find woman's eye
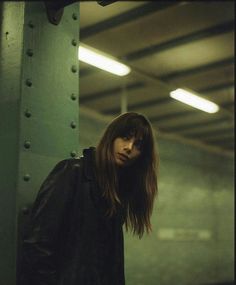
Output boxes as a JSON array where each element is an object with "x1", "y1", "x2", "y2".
[{"x1": 135, "y1": 140, "x2": 142, "y2": 149}]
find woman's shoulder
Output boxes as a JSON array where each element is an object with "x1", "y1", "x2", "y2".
[
  {"x1": 58, "y1": 157, "x2": 83, "y2": 168},
  {"x1": 47, "y1": 157, "x2": 84, "y2": 180},
  {"x1": 51, "y1": 147, "x2": 95, "y2": 181}
]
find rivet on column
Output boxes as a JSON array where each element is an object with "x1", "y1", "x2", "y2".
[
  {"x1": 22, "y1": 207, "x2": 30, "y2": 215},
  {"x1": 71, "y1": 93, "x2": 77, "y2": 101},
  {"x1": 28, "y1": 21, "x2": 35, "y2": 28},
  {"x1": 24, "y1": 109, "x2": 32, "y2": 118},
  {"x1": 23, "y1": 174, "x2": 31, "y2": 182},
  {"x1": 24, "y1": 141, "x2": 31, "y2": 149},
  {"x1": 70, "y1": 151, "x2": 77, "y2": 158},
  {"x1": 71, "y1": 39, "x2": 77, "y2": 46},
  {"x1": 25, "y1": 79, "x2": 32, "y2": 87},
  {"x1": 70, "y1": 121, "x2": 76, "y2": 129},
  {"x1": 72, "y1": 13, "x2": 78, "y2": 20},
  {"x1": 26, "y1": 49, "x2": 34, "y2": 57},
  {"x1": 71, "y1": 65, "x2": 77, "y2": 73}
]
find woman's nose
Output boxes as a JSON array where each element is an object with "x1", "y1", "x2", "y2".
[{"x1": 124, "y1": 141, "x2": 133, "y2": 151}]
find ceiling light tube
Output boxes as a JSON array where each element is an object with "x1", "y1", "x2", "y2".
[
  {"x1": 78, "y1": 43, "x2": 131, "y2": 76},
  {"x1": 170, "y1": 88, "x2": 219, "y2": 113}
]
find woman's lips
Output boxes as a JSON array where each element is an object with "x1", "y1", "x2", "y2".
[{"x1": 118, "y1": 153, "x2": 129, "y2": 161}]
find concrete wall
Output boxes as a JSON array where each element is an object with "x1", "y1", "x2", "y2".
[{"x1": 78, "y1": 108, "x2": 234, "y2": 285}]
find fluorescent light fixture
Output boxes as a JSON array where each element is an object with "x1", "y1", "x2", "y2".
[
  {"x1": 78, "y1": 43, "x2": 131, "y2": 76},
  {"x1": 170, "y1": 88, "x2": 219, "y2": 113}
]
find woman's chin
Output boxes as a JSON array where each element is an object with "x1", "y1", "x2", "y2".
[{"x1": 115, "y1": 158, "x2": 127, "y2": 167}]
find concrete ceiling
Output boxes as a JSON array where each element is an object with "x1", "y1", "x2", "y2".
[{"x1": 79, "y1": 1, "x2": 234, "y2": 156}]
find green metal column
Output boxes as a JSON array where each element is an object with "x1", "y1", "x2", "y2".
[{"x1": 0, "y1": 2, "x2": 80, "y2": 284}]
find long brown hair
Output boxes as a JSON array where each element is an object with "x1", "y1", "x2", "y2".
[{"x1": 95, "y1": 112, "x2": 159, "y2": 239}]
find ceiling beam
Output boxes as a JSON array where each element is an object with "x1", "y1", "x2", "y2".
[
  {"x1": 102, "y1": 96, "x2": 172, "y2": 115},
  {"x1": 161, "y1": 118, "x2": 232, "y2": 133},
  {"x1": 197, "y1": 82, "x2": 234, "y2": 94},
  {"x1": 149, "y1": 110, "x2": 198, "y2": 123},
  {"x1": 81, "y1": 1, "x2": 182, "y2": 39},
  {"x1": 123, "y1": 21, "x2": 234, "y2": 61},
  {"x1": 159, "y1": 57, "x2": 234, "y2": 81},
  {"x1": 221, "y1": 101, "x2": 234, "y2": 108},
  {"x1": 180, "y1": 127, "x2": 234, "y2": 138},
  {"x1": 161, "y1": 127, "x2": 234, "y2": 151},
  {"x1": 203, "y1": 135, "x2": 234, "y2": 143},
  {"x1": 210, "y1": 140, "x2": 234, "y2": 146}
]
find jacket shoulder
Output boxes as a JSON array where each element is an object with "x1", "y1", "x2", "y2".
[{"x1": 49, "y1": 157, "x2": 83, "y2": 175}]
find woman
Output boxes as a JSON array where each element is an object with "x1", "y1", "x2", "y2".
[{"x1": 19, "y1": 112, "x2": 159, "y2": 285}]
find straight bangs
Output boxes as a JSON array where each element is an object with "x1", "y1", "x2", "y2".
[{"x1": 114, "y1": 115, "x2": 151, "y2": 148}]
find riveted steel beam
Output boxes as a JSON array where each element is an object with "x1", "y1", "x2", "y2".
[{"x1": 0, "y1": 2, "x2": 80, "y2": 284}]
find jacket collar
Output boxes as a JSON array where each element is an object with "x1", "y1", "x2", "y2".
[{"x1": 82, "y1": 147, "x2": 96, "y2": 181}]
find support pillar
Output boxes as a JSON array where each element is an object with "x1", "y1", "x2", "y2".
[{"x1": 0, "y1": 2, "x2": 80, "y2": 284}]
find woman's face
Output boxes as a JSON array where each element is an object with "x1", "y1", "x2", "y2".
[{"x1": 113, "y1": 135, "x2": 142, "y2": 167}]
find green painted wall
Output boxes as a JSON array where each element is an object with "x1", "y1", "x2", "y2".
[{"x1": 78, "y1": 109, "x2": 234, "y2": 285}]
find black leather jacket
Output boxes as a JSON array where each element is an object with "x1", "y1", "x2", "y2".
[{"x1": 19, "y1": 147, "x2": 126, "y2": 285}]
